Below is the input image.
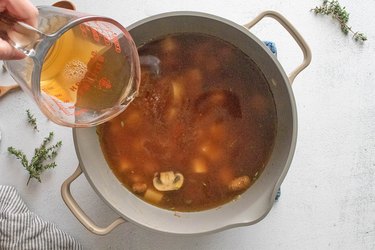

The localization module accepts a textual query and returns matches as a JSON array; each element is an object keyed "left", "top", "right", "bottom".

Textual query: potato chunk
[
  {"left": 162, "top": 37, "right": 177, "bottom": 52},
  {"left": 118, "top": 158, "right": 132, "bottom": 172},
  {"left": 144, "top": 189, "right": 164, "bottom": 203},
  {"left": 125, "top": 112, "right": 141, "bottom": 127},
  {"left": 172, "top": 81, "right": 184, "bottom": 104},
  {"left": 191, "top": 158, "right": 208, "bottom": 173}
]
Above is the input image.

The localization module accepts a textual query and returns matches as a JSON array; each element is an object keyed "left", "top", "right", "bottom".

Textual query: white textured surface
[{"left": 1, "top": 0, "right": 374, "bottom": 249}]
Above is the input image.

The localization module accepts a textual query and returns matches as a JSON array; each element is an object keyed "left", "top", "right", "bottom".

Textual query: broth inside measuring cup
[
  {"left": 40, "top": 21, "right": 133, "bottom": 124},
  {"left": 97, "top": 33, "right": 277, "bottom": 212}
]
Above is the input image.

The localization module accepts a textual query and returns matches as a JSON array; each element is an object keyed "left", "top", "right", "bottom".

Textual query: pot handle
[
  {"left": 244, "top": 10, "right": 312, "bottom": 84},
  {"left": 61, "top": 165, "right": 126, "bottom": 235}
]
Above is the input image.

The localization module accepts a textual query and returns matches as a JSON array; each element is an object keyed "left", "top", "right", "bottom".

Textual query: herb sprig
[
  {"left": 26, "top": 109, "right": 38, "bottom": 131},
  {"left": 8, "top": 132, "right": 62, "bottom": 185},
  {"left": 311, "top": 0, "right": 367, "bottom": 42}
]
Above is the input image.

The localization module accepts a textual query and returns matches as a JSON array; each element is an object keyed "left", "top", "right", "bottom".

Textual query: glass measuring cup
[{"left": 0, "top": 5, "right": 140, "bottom": 127}]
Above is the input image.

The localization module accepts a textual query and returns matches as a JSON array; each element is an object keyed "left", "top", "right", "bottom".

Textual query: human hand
[{"left": 0, "top": 0, "right": 38, "bottom": 60}]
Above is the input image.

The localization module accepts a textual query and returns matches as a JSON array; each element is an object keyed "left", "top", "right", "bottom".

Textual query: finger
[
  {"left": 1, "top": 0, "right": 38, "bottom": 27},
  {"left": 0, "top": 39, "right": 26, "bottom": 60}
]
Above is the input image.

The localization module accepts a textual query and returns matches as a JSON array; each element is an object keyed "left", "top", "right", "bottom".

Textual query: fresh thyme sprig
[
  {"left": 311, "top": 0, "right": 367, "bottom": 42},
  {"left": 8, "top": 132, "right": 62, "bottom": 185},
  {"left": 26, "top": 109, "right": 38, "bottom": 131}
]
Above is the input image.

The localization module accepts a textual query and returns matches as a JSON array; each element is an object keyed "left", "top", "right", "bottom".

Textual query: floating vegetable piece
[
  {"left": 172, "top": 81, "right": 184, "bottom": 104},
  {"left": 162, "top": 36, "right": 177, "bottom": 52},
  {"left": 132, "top": 182, "right": 147, "bottom": 194},
  {"left": 228, "top": 176, "right": 251, "bottom": 192},
  {"left": 153, "top": 171, "right": 184, "bottom": 191},
  {"left": 144, "top": 189, "right": 163, "bottom": 203},
  {"left": 194, "top": 89, "right": 242, "bottom": 118},
  {"left": 191, "top": 158, "right": 208, "bottom": 173}
]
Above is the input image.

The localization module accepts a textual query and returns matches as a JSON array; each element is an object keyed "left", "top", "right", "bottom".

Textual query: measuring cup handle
[
  {"left": 61, "top": 165, "right": 126, "bottom": 235},
  {"left": 0, "top": 13, "right": 44, "bottom": 57},
  {"left": 244, "top": 11, "right": 312, "bottom": 84}
]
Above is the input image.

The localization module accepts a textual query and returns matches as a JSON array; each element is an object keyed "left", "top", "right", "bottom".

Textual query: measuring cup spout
[{"left": 0, "top": 13, "right": 45, "bottom": 57}]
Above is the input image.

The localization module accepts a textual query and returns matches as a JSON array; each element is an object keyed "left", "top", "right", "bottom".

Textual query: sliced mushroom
[
  {"left": 139, "top": 55, "right": 161, "bottom": 75},
  {"left": 153, "top": 171, "right": 184, "bottom": 191},
  {"left": 228, "top": 175, "right": 251, "bottom": 192},
  {"left": 194, "top": 90, "right": 242, "bottom": 118}
]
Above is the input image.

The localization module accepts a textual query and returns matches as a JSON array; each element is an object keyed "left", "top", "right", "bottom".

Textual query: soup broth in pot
[{"left": 97, "top": 33, "right": 277, "bottom": 212}]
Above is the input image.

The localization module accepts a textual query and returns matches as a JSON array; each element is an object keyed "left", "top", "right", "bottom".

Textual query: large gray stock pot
[{"left": 61, "top": 11, "right": 311, "bottom": 235}]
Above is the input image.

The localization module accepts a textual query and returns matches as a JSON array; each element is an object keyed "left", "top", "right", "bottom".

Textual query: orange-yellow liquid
[
  {"left": 98, "top": 33, "right": 277, "bottom": 211},
  {"left": 40, "top": 22, "right": 131, "bottom": 112}
]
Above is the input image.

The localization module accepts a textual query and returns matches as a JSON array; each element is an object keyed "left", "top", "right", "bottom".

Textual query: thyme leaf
[
  {"left": 311, "top": 0, "right": 367, "bottom": 42},
  {"left": 8, "top": 132, "right": 62, "bottom": 185}
]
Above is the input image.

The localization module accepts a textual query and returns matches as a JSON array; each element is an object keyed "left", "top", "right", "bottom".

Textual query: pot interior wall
[{"left": 74, "top": 12, "right": 297, "bottom": 234}]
